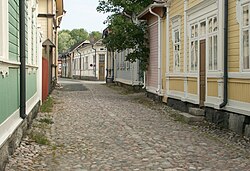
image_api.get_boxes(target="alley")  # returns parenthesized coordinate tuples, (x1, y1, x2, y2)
(6, 78, 250, 171)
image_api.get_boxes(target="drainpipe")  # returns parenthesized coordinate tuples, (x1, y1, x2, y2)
(149, 7, 162, 94)
(19, 0, 27, 119)
(76, 49, 82, 79)
(220, 0, 228, 108)
(92, 44, 97, 79)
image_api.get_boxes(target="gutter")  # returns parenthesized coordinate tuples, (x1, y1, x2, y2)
(220, 0, 228, 108)
(149, 7, 162, 95)
(19, 0, 27, 119)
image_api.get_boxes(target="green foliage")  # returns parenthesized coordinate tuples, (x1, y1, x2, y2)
(58, 30, 76, 54)
(97, 0, 153, 71)
(70, 28, 89, 44)
(30, 131, 50, 145)
(89, 31, 102, 42)
(58, 29, 102, 54)
(40, 96, 53, 113)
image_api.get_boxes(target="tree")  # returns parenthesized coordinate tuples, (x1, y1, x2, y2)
(97, 0, 153, 71)
(58, 30, 76, 54)
(58, 29, 103, 54)
(70, 28, 89, 44)
(89, 31, 102, 43)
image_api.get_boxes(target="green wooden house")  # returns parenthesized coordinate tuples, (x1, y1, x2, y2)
(0, 0, 42, 170)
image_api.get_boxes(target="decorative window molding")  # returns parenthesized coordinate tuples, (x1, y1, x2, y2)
(208, 15, 218, 71)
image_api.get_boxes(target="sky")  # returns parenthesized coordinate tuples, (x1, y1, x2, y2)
(60, 0, 110, 33)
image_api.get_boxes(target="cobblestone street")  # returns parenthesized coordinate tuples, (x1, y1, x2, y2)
(6, 78, 250, 171)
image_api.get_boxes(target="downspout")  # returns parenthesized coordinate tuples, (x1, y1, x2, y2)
(19, 0, 27, 119)
(76, 49, 82, 79)
(220, 0, 228, 108)
(92, 44, 97, 79)
(149, 7, 162, 94)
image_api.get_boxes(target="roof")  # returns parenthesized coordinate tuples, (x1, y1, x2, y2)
(137, 1, 168, 19)
(68, 40, 90, 52)
(42, 39, 56, 47)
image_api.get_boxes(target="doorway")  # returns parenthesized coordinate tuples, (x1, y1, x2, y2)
(99, 54, 105, 81)
(199, 39, 206, 107)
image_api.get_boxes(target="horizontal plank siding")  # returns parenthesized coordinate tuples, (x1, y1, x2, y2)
(8, 0, 19, 62)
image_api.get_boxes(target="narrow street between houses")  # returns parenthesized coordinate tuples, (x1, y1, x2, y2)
(6, 78, 250, 171)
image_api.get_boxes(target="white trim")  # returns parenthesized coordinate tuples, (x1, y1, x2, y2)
(146, 86, 163, 96)
(167, 90, 184, 100)
(115, 78, 141, 86)
(183, 93, 199, 104)
(0, 0, 8, 61)
(205, 96, 221, 109)
(225, 100, 250, 116)
(0, 109, 23, 148)
(228, 72, 250, 78)
(26, 92, 39, 115)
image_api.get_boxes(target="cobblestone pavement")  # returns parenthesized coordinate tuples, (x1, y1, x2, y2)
(6, 79, 250, 171)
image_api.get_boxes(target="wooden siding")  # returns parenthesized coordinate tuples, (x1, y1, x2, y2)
(228, 0, 240, 72)
(187, 77, 197, 95)
(188, 0, 203, 9)
(169, 78, 184, 92)
(207, 78, 218, 97)
(228, 79, 250, 103)
(8, 0, 19, 62)
(0, 69, 20, 124)
(169, 0, 184, 73)
(162, 18, 167, 92)
(26, 70, 37, 100)
(147, 22, 158, 88)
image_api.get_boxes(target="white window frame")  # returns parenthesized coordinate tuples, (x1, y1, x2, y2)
(189, 23, 199, 72)
(172, 15, 181, 72)
(0, 0, 8, 61)
(207, 15, 218, 71)
(173, 28, 181, 72)
(240, 1, 250, 72)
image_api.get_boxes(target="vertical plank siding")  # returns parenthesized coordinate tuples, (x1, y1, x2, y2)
(147, 22, 158, 88)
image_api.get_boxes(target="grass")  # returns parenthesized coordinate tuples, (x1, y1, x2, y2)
(40, 96, 53, 113)
(38, 118, 54, 124)
(29, 131, 50, 145)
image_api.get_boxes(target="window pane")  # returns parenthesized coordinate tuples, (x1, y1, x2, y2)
(175, 31, 179, 43)
(209, 18, 213, 33)
(191, 26, 195, 38)
(195, 41, 198, 70)
(191, 41, 194, 70)
(195, 24, 198, 37)
(213, 17, 218, 32)
(214, 35, 218, 70)
(200, 21, 206, 36)
(243, 5, 249, 27)
(243, 30, 250, 69)
(209, 37, 213, 70)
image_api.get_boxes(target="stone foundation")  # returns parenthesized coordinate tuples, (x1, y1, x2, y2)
(0, 102, 40, 171)
(146, 91, 162, 102)
(166, 97, 250, 137)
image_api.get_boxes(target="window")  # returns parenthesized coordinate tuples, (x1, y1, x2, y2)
(242, 4, 250, 70)
(0, 0, 8, 60)
(190, 24, 198, 71)
(174, 29, 180, 71)
(189, 16, 218, 72)
(208, 16, 218, 71)
(172, 15, 181, 72)
(85, 56, 88, 70)
(99, 54, 105, 62)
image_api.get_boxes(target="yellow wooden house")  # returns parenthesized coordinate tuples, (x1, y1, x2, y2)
(140, 0, 250, 136)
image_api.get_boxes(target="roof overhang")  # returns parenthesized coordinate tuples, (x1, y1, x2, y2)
(56, 0, 65, 26)
(137, 2, 168, 19)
